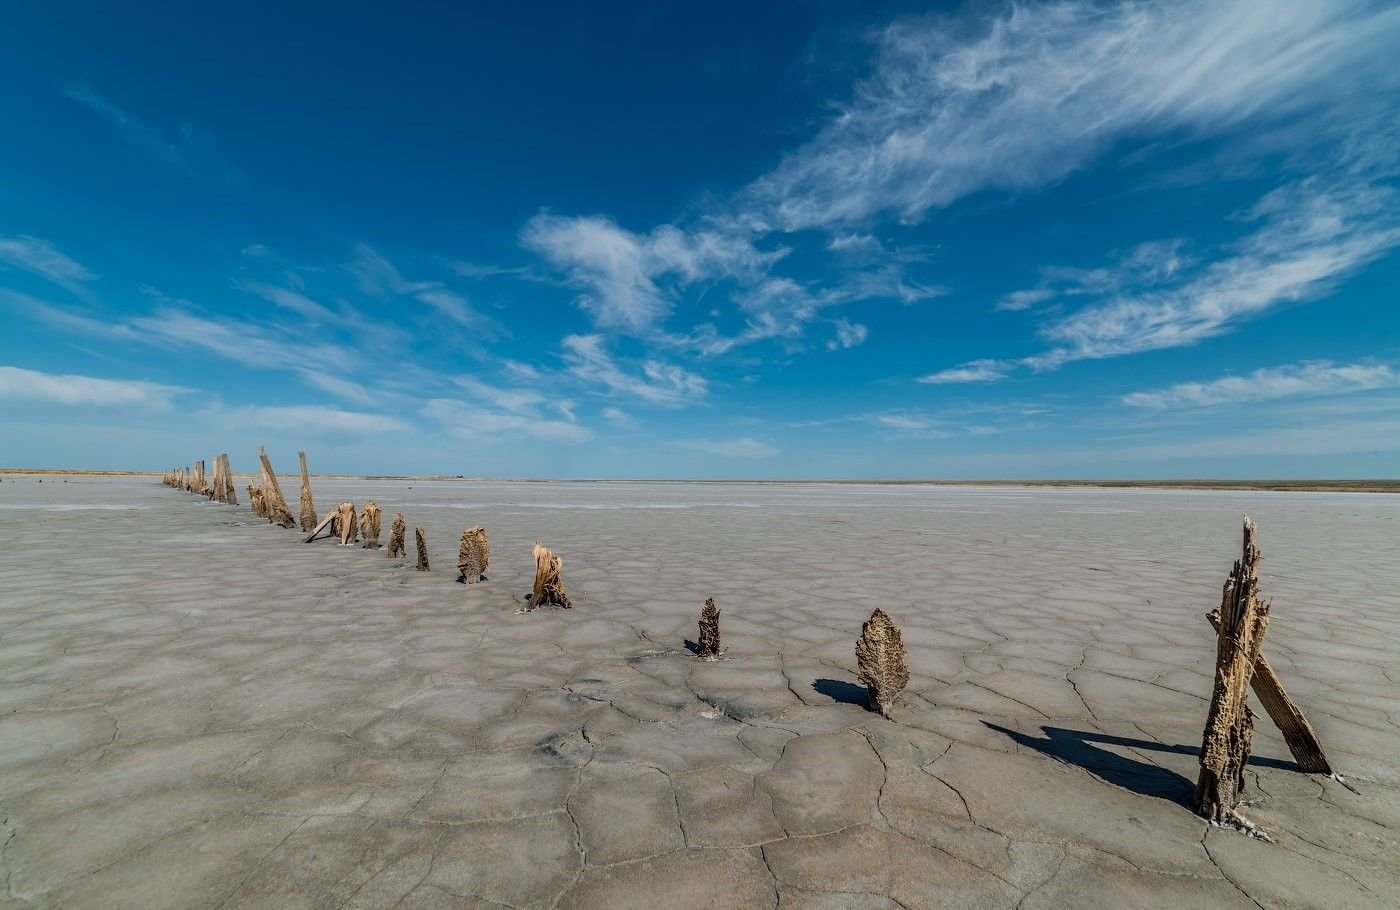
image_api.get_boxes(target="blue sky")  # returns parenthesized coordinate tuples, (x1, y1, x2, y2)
(2, 1, 1398, 478)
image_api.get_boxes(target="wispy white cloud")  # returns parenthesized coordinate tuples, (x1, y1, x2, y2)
(65, 84, 233, 180)
(674, 437, 778, 458)
(0, 236, 97, 295)
(917, 359, 1010, 384)
(420, 398, 592, 444)
(1033, 181, 1400, 367)
(562, 334, 708, 404)
(1123, 360, 1400, 410)
(347, 243, 503, 335)
(600, 406, 637, 428)
(240, 282, 338, 323)
(522, 214, 783, 333)
(827, 318, 868, 350)
(0, 365, 186, 409)
(225, 404, 409, 435)
(746, 0, 1400, 230)
(996, 288, 1055, 312)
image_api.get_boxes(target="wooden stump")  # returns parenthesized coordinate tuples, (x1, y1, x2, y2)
(529, 543, 570, 609)
(1194, 517, 1272, 827)
(387, 513, 407, 559)
(414, 527, 430, 571)
(457, 526, 490, 582)
(697, 598, 721, 659)
(360, 501, 382, 549)
(297, 451, 318, 532)
(336, 502, 358, 546)
(856, 608, 909, 719)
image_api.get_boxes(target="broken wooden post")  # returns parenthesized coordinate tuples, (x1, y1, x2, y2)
(1194, 517, 1272, 828)
(414, 527, 430, 571)
(1206, 613, 1333, 775)
(697, 598, 721, 659)
(335, 502, 358, 546)
(387, 513, 407, 558)
(248, 484, 266, 518)
(302, 509, 337, 543)
(221, 454, 237, 505)
(856, 608, 909, 719)
(456, 526, 490, 583)
(297, 451, 317, 532)
(360, 501, 382, 549)
(256, 448, 297, 528)
(529, 543, 570, 609)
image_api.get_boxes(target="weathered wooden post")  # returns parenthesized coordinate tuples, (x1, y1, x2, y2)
(414, 527, 430, 571)
(456, 526, 490, 583)
(856, 608, 909, 719)
(297, 451, 317, 532)
(1194, 517, 1271, 827)
(256, 448, 296, 528)
(529, 543, 570, 608)
(360, 501, 382, 549)
(387, 513, 407, 558)
(697, 598, 721, 659)
(335, 502, 357, 546)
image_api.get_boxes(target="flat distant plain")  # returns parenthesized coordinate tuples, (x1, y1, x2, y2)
(1, 476, 1397, 908)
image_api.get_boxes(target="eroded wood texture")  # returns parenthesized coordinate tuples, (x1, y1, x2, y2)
(856, 608, 909, 719)
(1194, 517, 1271, 826)
(456, 525, 490, 582)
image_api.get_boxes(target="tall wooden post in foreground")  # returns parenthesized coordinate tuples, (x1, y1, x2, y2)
(1194, 518, 1271, 826)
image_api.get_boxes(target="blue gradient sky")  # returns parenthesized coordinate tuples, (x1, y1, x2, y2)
(2, 1, 1398, 478)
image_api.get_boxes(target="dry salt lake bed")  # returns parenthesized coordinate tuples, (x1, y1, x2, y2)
(1, 475, 1398, 909)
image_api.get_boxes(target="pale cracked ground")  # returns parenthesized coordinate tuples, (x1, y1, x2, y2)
(1, 477, 1398, 909)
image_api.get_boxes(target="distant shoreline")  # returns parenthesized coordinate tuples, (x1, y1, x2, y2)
(3, 469, 1396, 493)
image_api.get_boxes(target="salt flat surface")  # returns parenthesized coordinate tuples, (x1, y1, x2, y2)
(1, 476, 1397, 908)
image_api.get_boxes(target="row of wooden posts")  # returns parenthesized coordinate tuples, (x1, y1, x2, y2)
(163, 449, 571, 609)
(163, 452, 1336, 835)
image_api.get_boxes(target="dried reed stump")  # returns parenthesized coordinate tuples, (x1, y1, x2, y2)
(297, 451, 317, 532)
(336, 502, 358, 546)
(414, 527, 430, 571)
(529, 543, 570, 609)
(360, 501, 382, 549)
(457, 526, 490, 583)
(387, 513, 407, 559)
(1194, 517, 1271, 829)
(697, 598, 722, 659)
(856, 608, 909, 719)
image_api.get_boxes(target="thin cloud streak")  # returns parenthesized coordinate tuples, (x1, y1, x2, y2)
(0, 364, 187, 409)
(1122, 360, 1400, 410)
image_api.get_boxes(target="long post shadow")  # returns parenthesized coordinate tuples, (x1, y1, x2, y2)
(985, 723, 1296, 807)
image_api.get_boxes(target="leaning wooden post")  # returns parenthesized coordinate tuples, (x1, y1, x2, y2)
(1203, 568, 1333, 774)
(529, 543, 570, 608)
(1194, 517, 1272, 828)
(222, 454, 238, 505)
(856, 608, 909, 719)
(297, 451, 318, 532)
(457, 526, 490, 583)
(414, 527, 430, 571)
(387, 513, 407, 558)
(256, 447, 297, 528)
